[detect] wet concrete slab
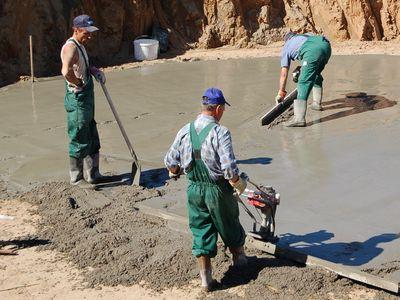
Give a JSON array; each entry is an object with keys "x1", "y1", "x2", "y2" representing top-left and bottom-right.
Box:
[{"x1": 0, "y1": 55, "x2": 399, "y2": 270}]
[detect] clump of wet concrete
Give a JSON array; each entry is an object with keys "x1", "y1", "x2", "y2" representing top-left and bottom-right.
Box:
[
  {"x1": 267, "y1": 105, "x2": 294, "y2": 129},
  {"x1": 363, "y1": 260, "x2": 400, "y2": 277},
  {"x1": 0, "y1": 179, "x2": 19, "y2": 200},
  {"x1": 267, "y1": 93, "x2": 397, "y2": 129},
  {"x1": 20, "y1": 182, "x2": 197, "y2": 290},
  {"x1": 17, "y1": 182, "x2": 399, "y2": 298}
]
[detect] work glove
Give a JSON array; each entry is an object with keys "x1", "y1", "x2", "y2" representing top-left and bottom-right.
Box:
[
  {"x1": 230, "y1": 176, "x2": 247, "y2": 195},
  {"x1": 91, "y1": 67, "x2": 106, "y2": 84},
  {"x1": 68, "y1": 79, "x2": 84, "y2": 94},
  {"x1": 169, "y1": 170, "x2": 181, "y2": 181},
  {"x1": 292, "y1": 66, "x2": 301, "y2": 83},
  {"x1": 275, "y1": 90, "x2": 287, "y2": 104}
]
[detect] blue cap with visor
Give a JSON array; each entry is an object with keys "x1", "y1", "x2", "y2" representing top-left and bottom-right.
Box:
[
  {"x1": 202, "y1": 88, "x2": 231, "y2": 106},
  {"x1": 73, "y1": 15, "x2": 99, "y2": 32}
]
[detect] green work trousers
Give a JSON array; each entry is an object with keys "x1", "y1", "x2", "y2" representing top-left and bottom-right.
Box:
[
  {"x1": 297, "y1": 36, "x2": 332, "y2": 101},
  {"x1": 64, "y1": 76, "x2": 100, "y2": 159},
  {"x1": 186, "y1": 122, "x2": 245, "y2": 258}
]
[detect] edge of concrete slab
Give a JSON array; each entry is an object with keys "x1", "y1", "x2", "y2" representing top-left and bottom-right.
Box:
[
  {"x1": 137, "y1": 202, "x2": 189, "y2": 234},
  {"x1": 137, "y1": 199, "x2": 399, "y2": 295},
  {"x1": 247, "y1": 237, "x2": 400, "y2": 294}
]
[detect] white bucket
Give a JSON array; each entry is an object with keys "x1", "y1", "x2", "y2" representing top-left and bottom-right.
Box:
[{"x1": 133, "y1": 38, "x2": 159, "y2": 61}]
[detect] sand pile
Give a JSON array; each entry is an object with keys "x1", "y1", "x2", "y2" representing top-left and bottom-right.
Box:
[{"x1": 17, "y1": 182, "x2": 398, "y2": 298}]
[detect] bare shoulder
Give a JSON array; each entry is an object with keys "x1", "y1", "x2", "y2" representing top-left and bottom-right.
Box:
[{"x1": 61, "y1": 42, "x2": 78, "y2": 63}]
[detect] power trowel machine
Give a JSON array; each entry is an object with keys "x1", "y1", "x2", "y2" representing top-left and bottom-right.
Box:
[{"x1": 236, "y1": 173, "x2": 281, "y2": 243}]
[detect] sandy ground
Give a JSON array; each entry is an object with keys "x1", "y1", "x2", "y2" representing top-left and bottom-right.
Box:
[{"x1": 1, "y1": 181, "x2": 398, "y2": 299}]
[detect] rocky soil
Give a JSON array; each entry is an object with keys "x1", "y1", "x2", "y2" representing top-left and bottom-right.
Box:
[{"x1": 1, "y1": 0, "x2": 399, "y2": 86}]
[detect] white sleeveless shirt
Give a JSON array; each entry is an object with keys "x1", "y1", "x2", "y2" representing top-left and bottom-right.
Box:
[{"x1": 61, "y1": 38, "x2": 90, "y2": 90}]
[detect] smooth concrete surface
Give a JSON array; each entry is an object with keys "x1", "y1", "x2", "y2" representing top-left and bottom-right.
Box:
[{"x1": 0, "y1": 55, "x2": 399, "y2": 271}]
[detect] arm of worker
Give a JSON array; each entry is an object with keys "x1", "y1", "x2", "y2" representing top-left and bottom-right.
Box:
[
  {"x1": 90, "y1": 66, "x2": 106, "y2": 84},
  {"x1": 61, "y1": 43, "x2": 82, "y2": 88},
  {"x1": 164, "y1": 128, "x2": 186, "y2": 180},
  {"x1": 216, "y1": 127, "x2": 246, "y2": 195},
  {"x1": 275, "y1": 67, "x2": 289, "y2": 103}
]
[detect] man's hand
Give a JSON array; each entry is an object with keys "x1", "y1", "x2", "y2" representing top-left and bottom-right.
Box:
[
  {"x1": 230, "y1": 176, "x2": 247, "y2": 195},
  {"x1": 275, "y1": 90, "x2": 287, "y2": 104},
  {"x1": 292, "y1": 66, "x2": 301, "y2": 83},
  {"x1": 168, "y1": 166, "x2": 181, "y2": 181},
  {"x1": 169, "y1": 170, "x2": 180, "y2": 180},
  {"x1": 90, "y1": 67, "x2": 106, "y2": 84}
]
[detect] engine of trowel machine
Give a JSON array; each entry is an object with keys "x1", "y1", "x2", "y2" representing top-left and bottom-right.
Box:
[{"x1": 242, "y1": 185, "x2": 280, "y2": 242}]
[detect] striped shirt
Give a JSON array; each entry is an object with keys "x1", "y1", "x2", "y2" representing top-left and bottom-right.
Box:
[{"x1": 164, "y1": 114, "x2": 239, "y2": 181}]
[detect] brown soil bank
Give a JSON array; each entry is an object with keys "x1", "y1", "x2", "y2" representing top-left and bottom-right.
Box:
[
  {"x1": 1, "y1": 0, "x2": 399, "y2": 86},
  {"x1": 15, "y1": 182, "x2": 399, "y2": 299}
]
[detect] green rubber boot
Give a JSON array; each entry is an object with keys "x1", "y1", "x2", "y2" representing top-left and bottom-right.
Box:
[
  {"x1": 285, "y1": 100, "x2": 307, "y2": 127},
  {"x1": 311, "y1": 86, "x2": 323, "y2": 111}
]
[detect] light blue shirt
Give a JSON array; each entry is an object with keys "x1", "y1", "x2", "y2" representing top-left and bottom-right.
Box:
[
  {"x1": 280, "y1": 35, "x2": 309, "y2": 68},
  {"x1": 164, "y1": 114, "x2": 239, "y2": 181}
]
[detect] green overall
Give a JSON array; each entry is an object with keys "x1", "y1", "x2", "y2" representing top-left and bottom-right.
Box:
[
  {"x1": 297, "y1": 35, "x2": 332, "y2": 101},
  {"x1": 187, "y1": 122, "x2": 245, "y2": 258},
  {"x1": 64, "y1": 39, "x2": 100, "y2": 159}
]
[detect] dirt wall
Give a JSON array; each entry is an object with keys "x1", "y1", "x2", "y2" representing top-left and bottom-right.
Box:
[{"x1": 0, "y1": 0, "x2": 399, "y2": 86}]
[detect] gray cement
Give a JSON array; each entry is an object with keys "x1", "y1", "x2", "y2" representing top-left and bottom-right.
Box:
[{"x1": 1, "y1": 55, "x2": 399, "y2": 275}]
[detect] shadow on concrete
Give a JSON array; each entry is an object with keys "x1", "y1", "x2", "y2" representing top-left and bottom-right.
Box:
[
  {"x1": 140, "y1": 168, "x2": 169, "y2": 189},
  {"x1": 217, "y1": 255, "x2": 297, "y2": 290},
  {"x1": 307, "y1": 92, "x2": 397, "y2": 127},
  {"x1": 278, "y1": 230, "x2": 400, "y2": 266},
  {"x1": 237, "y1": 157, "x2": 273, "y2": 165},
  {"x1": 0, "y1": 237, "x2": 50, "y2": 249},
  {"x1": 95, "y1": 168, "x2": 169, "y2": 189},
  {"x1": 93, "y1": 173, "x2": 133, "y2": 190}
]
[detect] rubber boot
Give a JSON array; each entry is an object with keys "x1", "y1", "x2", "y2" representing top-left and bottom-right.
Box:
[
  {"x1": 311, "y1": 86, "x2": 323, "y2": 111},
  {"x1": 83, "y1": 153, "x2": 104, "y2": 184},
  {"x1": 198, "y1": 256, "x2": 216, "y2": 292},
  {"x1": 69, "y1": 157, "x2": 84, "y2": 185},
  {"x1": 284, "y1": 99, "x2": 307, "y2": 127},
  {"x1": 229, "y1": 246, "x2": 248, "y2": 267}
]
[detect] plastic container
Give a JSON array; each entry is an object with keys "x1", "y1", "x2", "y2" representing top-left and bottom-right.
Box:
[{"x1": 133, "y1": 38, "x2": 159, "y2": 61}]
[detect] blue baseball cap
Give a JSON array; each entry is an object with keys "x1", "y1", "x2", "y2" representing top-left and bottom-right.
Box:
[
  {"x1": 73, "y1": 15, "x2": 99, "y2": 32},
  {"x1": 202, "y1": 88, "x2": 231, "y2": 106}
]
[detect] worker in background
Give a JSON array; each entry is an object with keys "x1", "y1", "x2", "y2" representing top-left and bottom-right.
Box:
[
  {"x1": 60, "y1": 14, "x2": 106, "y2": 187},
  {"x1": 275, "y1": 32, "x2": 331, "y2": 127},
  {"x1": 164, "y1": 88, "x2": 247, "y2": 292}
]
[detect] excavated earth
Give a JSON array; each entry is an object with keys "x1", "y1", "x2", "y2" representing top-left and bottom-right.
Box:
[{"x1": 8, "y1": 181, "x2": 397, "y2": 299}]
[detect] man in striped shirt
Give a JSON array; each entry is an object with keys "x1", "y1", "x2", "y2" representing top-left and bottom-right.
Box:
[{"x1": 165, "y1": 88, "x2": 248, "y2": 292}]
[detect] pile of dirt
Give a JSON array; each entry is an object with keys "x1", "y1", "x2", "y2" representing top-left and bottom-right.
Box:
[
  {"x1": 20, "y1": 182, "x2": 196, "y2": 290},
  {"x1": 16, "y1": 181, "x2": 398, "y2": 298}
]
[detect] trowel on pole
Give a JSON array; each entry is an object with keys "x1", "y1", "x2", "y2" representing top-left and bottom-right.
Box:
[{"x1": 100, "y1": 82, "x2": 141, "y2": 185}]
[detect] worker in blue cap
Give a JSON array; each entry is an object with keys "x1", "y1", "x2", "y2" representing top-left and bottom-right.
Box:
[
  {"x1": 60, "y1": 15, "x2": 106, "y2": 187},
  {"x1": 164, "y1": 87, "x2": 247, "y2": 292}
]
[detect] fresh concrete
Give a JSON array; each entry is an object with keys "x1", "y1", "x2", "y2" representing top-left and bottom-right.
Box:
[{"x1": 0, "y1": 55, "x2": 399, "y2": 272}]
